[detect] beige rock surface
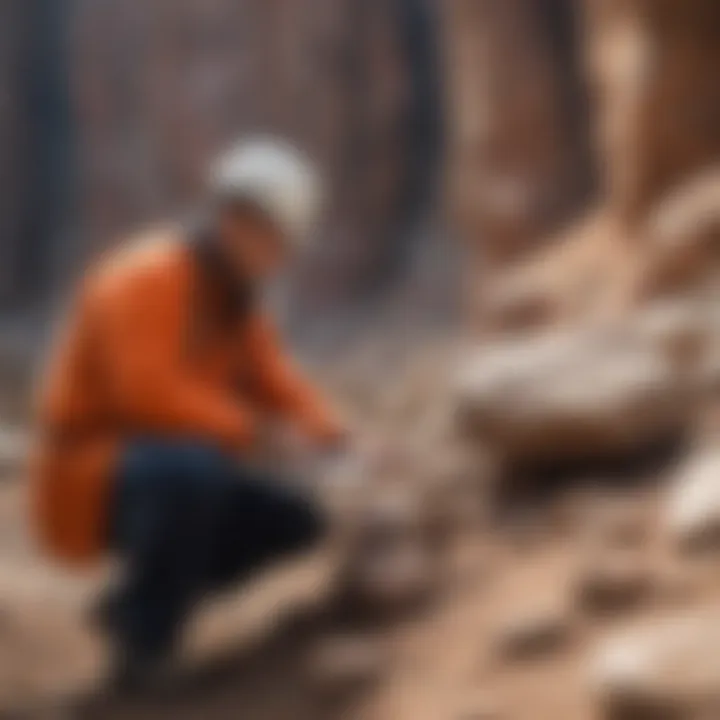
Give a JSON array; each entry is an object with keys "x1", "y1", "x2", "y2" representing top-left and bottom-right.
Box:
[
  {"x1": 667, "y1": 448, "x2": 720, "y2": 552},
  {"x1": 455, "y1": 301, "x2": 719, "y2": 464},
  {"x1": 592, "y1": 613, "x2": 720, "y2": 719}
]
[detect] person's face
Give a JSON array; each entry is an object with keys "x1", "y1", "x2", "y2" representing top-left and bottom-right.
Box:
[{"x1": 216, "y1": 202, "x2": 288, "y2": 281}]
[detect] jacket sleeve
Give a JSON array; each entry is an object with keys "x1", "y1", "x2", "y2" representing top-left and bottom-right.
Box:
[
  {"x1": 102, "y1": 268, "x2": 254, "y2": 447},
  {"x1": 244, "y1": 314, "x2": 345, "y2": 445}
]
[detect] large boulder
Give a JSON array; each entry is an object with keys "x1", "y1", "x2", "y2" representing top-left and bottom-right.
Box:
[{"x1": 455, "y1": 302, "x2": 719, "y2": 464}]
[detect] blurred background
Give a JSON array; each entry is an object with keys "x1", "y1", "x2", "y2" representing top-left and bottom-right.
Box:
[
  {"x1": 1, "y1": 0, "x2": 720, "y2": 718},
  {"x1": 0, "y1": 0, "x2": 446, "y2": 335}
]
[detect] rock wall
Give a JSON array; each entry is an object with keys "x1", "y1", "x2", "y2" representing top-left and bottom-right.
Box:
[
  {"x1": 448, "y1": 0, "x2": 720, "y2": 331},
  {"x1": 454, "y1": 0, "x2": 720, "y2": 470},
  {"x1": 443, "y1": 0, "x2": 594, "y2": 281},
  {"x1": 585, "y1": 0, "x2": 720, "y2": 224}
]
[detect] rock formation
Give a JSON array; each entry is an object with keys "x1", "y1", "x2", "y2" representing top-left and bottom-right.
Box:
[
  {"x1": 454, "y1": 0, "x2": 720, "y2": 468},
  {"x1": 447, "y1": 0, "x2": 720, "y2": 331},
  {"x1": 442, "y1": 0, "x2": 594, "y2": 320}
]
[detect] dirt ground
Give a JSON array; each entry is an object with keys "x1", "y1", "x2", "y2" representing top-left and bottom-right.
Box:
[{"x1": 1, "y1": 457, "x2": 718, "y2": 720}]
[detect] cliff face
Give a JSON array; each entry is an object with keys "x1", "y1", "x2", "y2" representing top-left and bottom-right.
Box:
[
  {"x1": 586, "y1": 0, "x2": 720, "y2": 223},
  {"x1": 443, "y1": 0, "x2": 594, "y2": 275},
  {"x1": 446, "y1": 0, "x2": 720, "y2": 330}
]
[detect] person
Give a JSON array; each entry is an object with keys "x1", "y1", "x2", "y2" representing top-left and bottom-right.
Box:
[{"x1": 31, "y1": 138, "x2": 347, "y2": 688}]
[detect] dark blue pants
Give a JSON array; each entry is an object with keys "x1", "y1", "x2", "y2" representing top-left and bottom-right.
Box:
[{"x1": 110, "y1": 440, "x2": 325, "y2": 660}]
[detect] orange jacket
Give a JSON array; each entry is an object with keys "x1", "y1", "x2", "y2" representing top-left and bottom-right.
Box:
[{"x1": 32, "y1": 228, "x2": 342, "y2": 566}]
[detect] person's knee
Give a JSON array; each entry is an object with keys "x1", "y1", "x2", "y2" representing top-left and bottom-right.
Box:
[
  {"x1": 122, "y1": 440, "x2": 216, "y2": 478},
  {"x1": 119, "y1": 440, "x2": 232, "y2": 525},
  {"x1": 169, "y1": 443, "x2": 228, "y2": 480}
]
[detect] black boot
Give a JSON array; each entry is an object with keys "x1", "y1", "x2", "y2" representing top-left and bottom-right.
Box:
[{"x1": 91, "y1": 589, "x2": 178, "y2": 695}]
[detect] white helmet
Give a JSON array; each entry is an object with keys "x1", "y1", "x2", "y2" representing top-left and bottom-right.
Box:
[{"x1": 209, "y1": 136, "x2": 324, "y2": 250}]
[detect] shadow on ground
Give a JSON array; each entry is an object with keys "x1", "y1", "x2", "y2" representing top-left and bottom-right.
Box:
[{"x1": 47, "y1": 602, "x2": 380, "y2": 720}]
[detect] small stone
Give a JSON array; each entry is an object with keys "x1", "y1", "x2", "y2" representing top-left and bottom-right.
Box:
[
  {"x1": 335, "y1": 486, "x2": 443, "y2": 617},
  {"x1": 307, "y1": 635, "x2": 384, "y2": 696},
  {"x1": 494, "y1": 602, "x2": 572, "y2": 660},
  {"x1": 575, "y1": 552, "x2": 653, "y2": 616}
]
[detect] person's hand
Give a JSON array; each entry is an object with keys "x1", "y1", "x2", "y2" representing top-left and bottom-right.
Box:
[
  {"x1": 320, "y1": 429, "x2": 406, "y2": 491},
  {"x1": 316, "y1": 427, "x2": 375, "y2": 490},
  {"x1": 273, "y1": 423, "x2": 318, "y2": 462}
]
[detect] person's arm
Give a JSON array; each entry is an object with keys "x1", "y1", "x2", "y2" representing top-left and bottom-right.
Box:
[
  {"x1": 102, "y1": 268, "x2": 255, "y2": 448},
  {"x1": 244, "y1": 314, "x2": 345, "y2": 446}
]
